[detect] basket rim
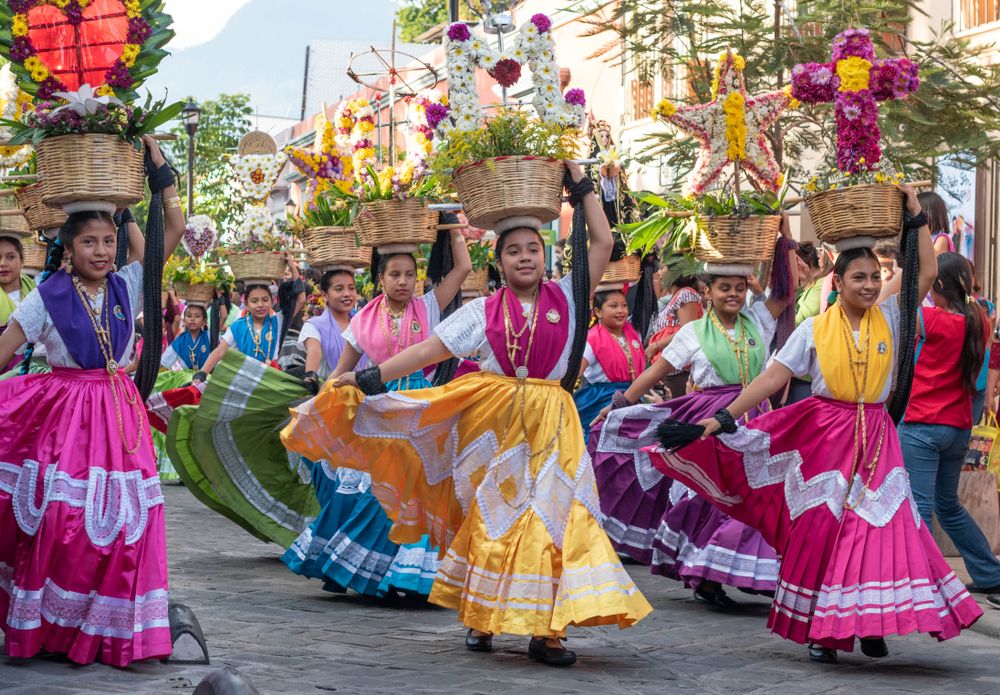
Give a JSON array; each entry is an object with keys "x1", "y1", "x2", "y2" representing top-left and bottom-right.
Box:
[
  {"x1": 454, "y1": 155, "x2": 562, "y2": 177},
  {"x1": 805, "y1": 182, "x2": 903, "y2": 201}
]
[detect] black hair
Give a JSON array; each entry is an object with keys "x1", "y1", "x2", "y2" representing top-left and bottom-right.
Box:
[
  {"x1": 58, "y1": 210, "x2": 116, "y2": 250},
  {"x1": 934, "y1": 252, "x2": 986, "y2": 395},
  {"x1": 233, "y1": 279, "x2": 246, "y2": 298},
  {"x1": 917, "y1": 191, "x2": 950, "y2": 237},
  {"x1": 593, "y1": 288, "x2": 626, "y2": 311},
  {"x1": 706, "y1": 274, "x2": 747, "y2": 289},
  {"x1": 554, "y1": 238, "x2": 566, "y2": 249},
  {"x1": 377, "y1": 253, "x2": 417, "y2": 276},
  {"x1": 370, "y1": 251, "x2": 417, "y2": 297},
  {"x1": 320, "y1": 268, "x2": 355, "y2": 293},
  {"x1": 833, "y1": 246, "x2": 879, "y2": 283},
  {"x1": 244, "y1": 283, "x2": 272, "y2": 302},
  {"x1": 0, "y1": 235, "x2": 24, "y2": 261},
  {"x1": 184, "y1": 304, "x2": 207, "y2": 321},
  {"x1": 494, "y1": 227, "x2": 545, "y2": 279},
  {"x1": 671, "y1": 274, "x2": 700, "y2": 291},
  {"x1": 873, "y1": 238, "x2": 899, "y2": 261},
  {"x1": 796, "y1": 240, "x2": 820, "y2": 270}
]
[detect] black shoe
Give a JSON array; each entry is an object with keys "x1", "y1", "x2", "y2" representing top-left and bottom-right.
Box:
[
  {"x1": 528, "y1": 637, "x2": 577, "y2": 666},
  {"x1": 965, "y1": 581, "x2": 1000, "y2": 594},
  {"x1": 465, "y1": 629, "x2": 492, "y2": 652},
  {"x1": 860, "y1": 637, "x2": 888, "y2": 658},
  {"x1": 693, "y1": 585, "x2": 737, "y2": 608},
  {"x1": 986, "y1": 594, "x2": 1000, "y2": 610},
  {"x1": 808, "y1": 644, "x2": 838, "y2": 664}
]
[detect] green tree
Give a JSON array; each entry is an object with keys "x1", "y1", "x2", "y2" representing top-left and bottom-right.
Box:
[
  {"x1": 569, "y1": 0, "x2": 1000, "y2": 193},
  {"x1": 396, "y1": 0, "x2": 448, "y2": 43}
]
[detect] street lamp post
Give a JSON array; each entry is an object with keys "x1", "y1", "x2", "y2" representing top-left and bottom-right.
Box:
[{"x1": 180, "y1": 99, "x2": 202, "y2": 218}]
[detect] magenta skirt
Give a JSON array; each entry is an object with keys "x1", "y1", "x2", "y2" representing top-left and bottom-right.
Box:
[
  {"x1": 647, "y1": 396, "x2": 983, "y2": 649},
  {"x1": 0, "y1": 368, "x2": 171, "y2": 666}
]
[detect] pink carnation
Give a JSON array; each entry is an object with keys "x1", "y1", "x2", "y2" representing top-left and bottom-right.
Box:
[
  {"x1": 565, "y1": 88, "x2": 586, "y2": 107},
  {"x1": 531, "y1": 14, "x2": 552, "y2": 34},
  {"x1": 447, "y1": 23, "x2": 471, "y2": 42}
]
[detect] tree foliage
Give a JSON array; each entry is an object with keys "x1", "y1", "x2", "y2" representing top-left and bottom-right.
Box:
[
  {"x1": 396, "y1": 0, "x2": 449, "y2": 43},
  {"x1": 567, "y1": 0, "x2": 1000, "y2": 194}
]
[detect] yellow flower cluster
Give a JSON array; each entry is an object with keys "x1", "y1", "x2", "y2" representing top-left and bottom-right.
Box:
[
  {"x1": 711, "y1": 52, "x2": 745, "y2": 101},
  {"x1": 125, "y1": 0, "x2": 140, "y2": 17},
  {"x1": 650, "y1": 99, "x2": 676, "y2": 120},
  {"x1": 412, "y1": 130, "x2": 432, "y2": 157},
  {"x1": 874, "y1": 171, "x2": 905, "y2": 184},
  {"x1": 12, "y1": 14, "x2": 27, "y2": 37},
  {"x1": 398, "y1": 158, "x2": 417, "y2": 186},
  {"x1": 122, "y1": 44, "x2": 140, "y2": 68},
  {"x1": 353, "y1": 148, "x2": 375, "y2": 177},
  {"x1": 723, "y1": 92, "x2": 746, "y2": 161},
  {"x1": 377, "y1": 166, "x2": 395, "y2": 192},
  {"x1": 15, "y1": 90, "x2": 31, "y2": 113},
  {"x1": 23, "y1": 57, "x2": 48, "y2": 84},
  {"x1": 836, "y1": 56, "x2": 871, "y2": 93},
  {"x1": 314, "y1": 111, "x2": 335, "y2": 155},
  {"x1": 783, "y1": 85, "x2": 800, "y2": 109}
]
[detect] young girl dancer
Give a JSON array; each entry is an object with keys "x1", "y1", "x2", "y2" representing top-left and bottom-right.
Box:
[
  {"x1": 0, "y1": 235, "x2": 33, "y2": 374},
  {"x1": 649, "y1": 185, "x2": 981, "y2": 662},
  {"x1": 282, "y1": 163, "x2": 651, "y2": 666},
  {"x1": 0, "y1": 136, "x2": 185, "y2": 665},
  {"x1": 161, "y1": 303, "x2": 210, "y2": 371},
  {"x1": 590, "y1": 214, "x2": 795, "y2": 606},
  {"x1": 300, "y1": 269, "x2": 363, "y2": 384}
]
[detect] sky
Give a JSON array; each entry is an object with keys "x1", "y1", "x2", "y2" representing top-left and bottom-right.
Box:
[{"x1": 166, "y1": 0, "x2": 254, "y2": 50}]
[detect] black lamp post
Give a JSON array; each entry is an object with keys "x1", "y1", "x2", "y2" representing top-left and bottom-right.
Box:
[
  {"x1": 180, "y1": 99, "x2": 201, "y2": 217},
  {"x1": 284, "y1": 196, "x2": 297, "y2": 220}
]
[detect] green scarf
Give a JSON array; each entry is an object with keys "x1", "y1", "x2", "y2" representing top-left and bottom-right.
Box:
[
  {"x1": 0, "y1": 274, "x2": 36, "y2": 325},
  {"x1": 692, "y1": 309, "x2": 766, "y2": 386}
]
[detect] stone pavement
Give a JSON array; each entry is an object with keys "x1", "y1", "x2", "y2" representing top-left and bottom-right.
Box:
[{"x1": 7, "y1": 484, "x2": 1000, "y2": 695}]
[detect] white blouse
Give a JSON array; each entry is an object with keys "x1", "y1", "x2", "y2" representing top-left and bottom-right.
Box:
[
  {"x1": 6, "y1": 289, "x2": 20, "y2": 307},
  {"x1": 660, "y1": 301, "x2": 776, "y2": 389},
  {"x1": 11, "y1": 262, "x2": 144, "y2": 369},
  {"x1": 343, "y1": 289, "x2": 441, "y2": 364},
  {"x1": 775, "y1": 294, "x2": 901, "y2": 403},
  {"x1": 298, "y1": 320, "x2": 334, "y2": 380},
  {"x1": 435, "y1": 274, "x2": 576, "y2": 381}
]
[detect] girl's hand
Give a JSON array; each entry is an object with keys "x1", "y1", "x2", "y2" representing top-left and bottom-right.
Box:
[
  {"x1": 747, "y1": 274, "x2": 764, "y2": 297},
  {"x1": 778, "y1": 210, "x2": 792, "y2": 238},
  {"x1": 564, "y1": 160, "x2": 584, "y2": 184},
  {"x1": 897, "y1": 183, "x2": 922, "y2": 216},
  {"x1": 644, "y1": 389, "x2": 663, "y2": 404},
  {"x1": 284, "y1": 251, "x2": 298, "y2": 266},
  {"x1": 141, "y1": 135, "x2": 166, "y2": 168},
  {"x1": 591, "y1": 404, "x2": 613, "y2": 426},
  {"x1": 645, "y1": 341, "x2": 661, "y2": 361},
  {"x1": 696, "y1": 417, "x2": 721, "y2": 440},
  {"x1": 331, "y1": 372, "x2": 357, "y2": 388}
]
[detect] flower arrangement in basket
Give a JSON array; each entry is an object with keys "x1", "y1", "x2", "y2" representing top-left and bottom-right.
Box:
[
  {"x1": 20, "y1": 233, "x2": 48, "y2": 275},
  {"x1": 286, "y1": 107, "x2": 353, "y2": 209},
  {"x1": 791, "y1": 27, "x2": 921, "y2": 250},
  {"x1": 287, "y1": 191, "x2": 371, "y2": 271},
  {"x1": 461, "y1": 223, "x2": 493, "y2": 296},
  {"x1": 166, "y1": 259, "x2": 233, "y2": 307},
  {"x1": 0, "y1": 184, "x2": 29, "y2": 238}
]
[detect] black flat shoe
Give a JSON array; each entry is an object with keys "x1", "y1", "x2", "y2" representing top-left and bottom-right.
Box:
[
  {"x1": 693, "y1": 586, "x2": 737, "y2": 608},
  {"x1": 965, "y1": 581, "x2": 1000, "y2": 594},
  {"x1": 465, "y1": 629, "x2": 492, "y2": 652},
  {"x1": 528, "y1": 637, "x2": 577, "y2": 666},
  {"x1": 860, "y1": 637, "x2": 888, "y2": 658},
  {"x1": 808, "y1": 644, "x2": 838, "y2": 664}
]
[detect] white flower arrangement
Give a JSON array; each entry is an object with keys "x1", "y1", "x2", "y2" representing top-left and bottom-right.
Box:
[
  {"x1": 230, "y1": 151, "x2": 288, "y2": 202},
  {"x1": 235, "y1": 205, "x2": 275, "y2": 243},
  {"x1": 0, "y1": 64, "x2": 32, "y2": 170},
  {"x1": 442, "y1": 14, "x2": 586, "y2": 133},
  {"x1": 182, "y1": 214, "x2": 218, "y2": 258}
]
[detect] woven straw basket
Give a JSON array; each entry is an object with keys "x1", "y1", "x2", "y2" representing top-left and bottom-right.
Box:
[
  {"x1": 805, "y1": 184, "x2": 903, "y2": 245},
  {"x1": 177, "y1": 283, "x2": 215, "y2": 304},
  {"x1": 0, "y1": 195, "x2": 29, "y2": 238},
  {"x1": 453, "y1": 156, "x2": 565, "y2": 230},
  {"x1": 21, "y1": 239, "x2": 48, "y2": 272},
  {"x1": 226, "y1": 252, "x2": 287, "y2": 283},
  {"x1": 36, "y1": 134, "x2": 145, "y2": 209},
  {"x1": 302, "y1": 226, "x2": 371, "y2": 269},
  {"x1": 602, "y1": 255, "x2": 641, "y2": 284},
  {"x1": 693, "y1": 215, "x2": 781, "y2": 266},
  {"x1": 461, "y1": 267, "x2": 489, "y2": 295},
  {"x1": 15, "y1": 183, "x2": 66, "y2": 233},
  {"x1": 355, "y1": 198, "x2": 438, "y2": 248}
]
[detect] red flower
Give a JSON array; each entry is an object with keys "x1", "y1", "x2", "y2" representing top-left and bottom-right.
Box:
[{"x1": 490, "y1": 59, "x2": 522, "y2": 89}]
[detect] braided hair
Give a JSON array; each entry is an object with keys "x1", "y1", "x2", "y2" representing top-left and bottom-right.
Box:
[
  {"x1": 209, "y1": 288, "x2": 232, "y2": 349},
  {"x1": 887, "y1": 211, "x2": 923, "y2": 425},
  {"x1": 629, "y1": 252, "x2": 659, "y2": 338},
  {"x1": 428, "y1": 212, "x2": 461, "y2": 386},
  {"x1": 560, "y1": 173, "x2": 593, "y2": 393}
]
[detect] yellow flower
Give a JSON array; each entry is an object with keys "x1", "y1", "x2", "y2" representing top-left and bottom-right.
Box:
[
  {"x1": 95, "y1": 85, "x2": 115, "y2": 98},
  {"x1": 723, "y1": 92, "x2": 746, "y2": 161},
  {"x1": 122, "y1": 44, "x2": 140, "y2": 68},
  {"x1": 651, "y1": 99, "x2": 676, "y2": 119},
  {"x1": 23, "y1": 57, "x2": 41, "y2": 72},
  {"x1": 858, "y1": 157, "x2": 865, "y2": 165},
  {"x1": 12, "y1": 14, "x2": 28, "y2": 37},
  {"x1": 125, "y1": 0, "x2": 141, "y2": 17},
  {"x1": 806, "y1": 182, "x2": 816, "y2": 191},
  {"x1": 836, "y1": 56, "x2": 872, "y2": 93},
  {"x1": 783, "y1": 85, "x2": 800, "y2": 109}
]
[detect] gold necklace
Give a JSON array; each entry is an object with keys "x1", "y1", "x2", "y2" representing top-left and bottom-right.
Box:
[
  {"x1": 187, "y1": 330, "x2": 204, "y2": 368},
  {"x1": 604, "y1": 325, "x2": 636, "y2": 380},
  {"x1": 709, "y1": 309, "x2": 751, "y2": 388},
  {"x1": 70, "y1": 273, "x2": 144, "y2": 454},
  {"x1": 245, "y1": 314, "x2": 273, "y2": 361},
  {"x1": 501, "y1": 285, "x2": 540, "y2": 379},
  {"x1": 382, "y1": 297, "x2": 409, "y2": 337},
  {"x1": 379, "y1": 298, "x2": 414, "y2": 359}
]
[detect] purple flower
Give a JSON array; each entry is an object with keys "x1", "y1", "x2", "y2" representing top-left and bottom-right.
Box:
[
  {"x1": 447, "y1": 23, "x2": 471, "y2": 43},
  {"x1": 564, "y1": 88, "x2": 586, "y2": 107},
  {"x1": 832, "y1": 28, "x2": 875, "y2": 62},
  {"x1": 790, "y1": 62, "x2": 835, "y2": 104},
  {"x1": 37, "y1": 77, "x2": 65, "y2": 100},
  {"x1": 127, "y1": 17, "x2": 152, "y2": 44},
  {"x1": 812, "y1": 66, "x2": 833, "y2": 85},
  {"x1": 10, "y1": 37, "x2": 35, "y2": 62},
  {"x1": 8, "y1": 0, "x2": 35, "y2": 12},
  {"x1": 425, "y1": 102, "x2": 450, "y2": 130},
  {"x1": 65, "y1": 1, "x2": 84, "y2": 25},
  {"x1": 105, "y1": 60, "x2": 134, "y2": 89},
  {"x1": 531, "y1": 13, "x2": 552, "y2": 34}
]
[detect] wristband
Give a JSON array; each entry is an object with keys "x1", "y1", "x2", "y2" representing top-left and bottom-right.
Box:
[
  {"x1": 146, "y1": 161, "x2": 176, "y2": 195},
  {"x1": 611, "y1": 390, "x2": 632, "y2": 410},
  {"x1": 193, "y1": 371, "x2": 207, "y2": 383},
  {"x1": 714, "y1": 408, "x2": 738, "y2": 434},
  {"x1": 903, "y1": 210, "x2": 927, "y2": 231},
  {"x1": 563, "y1": 173, "x2": 595, "y2": 208},
  {"x1": 304, "y1": 370, "x2": 318, "y2": 381},
  {"x1": 356, "y1": 366, "x2": 388, "y2": 396}
]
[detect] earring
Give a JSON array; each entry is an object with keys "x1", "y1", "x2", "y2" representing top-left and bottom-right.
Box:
[
  {"x1": 835, "y1": 293, "x2": 842, "y2": 307},
  {"x1": 500, "y1": 273, "x2": 507, "y2": 288}
]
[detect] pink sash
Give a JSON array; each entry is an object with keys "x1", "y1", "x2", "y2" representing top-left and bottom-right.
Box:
[
  {"x1": 588, "y1": 323, "x2": 645, "y2": 382},
  {"x1": 349, "y1": 294, "x2": 429, "y2": 364},
  {"x1": 485, "y1": 282, "x2": 568, "y2": 379}
]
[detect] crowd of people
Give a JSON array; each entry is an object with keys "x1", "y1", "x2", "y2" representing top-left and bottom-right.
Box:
[{"x1": 0, "y1": 154, "x2": 996, "y2": 673}]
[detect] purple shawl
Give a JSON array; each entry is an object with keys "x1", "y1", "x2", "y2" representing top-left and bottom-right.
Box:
[
  {"x1": 307, "y1": 309, "x2": 366, "y2": 371},
  {"x1": 485, "y1": 282, "x2": 568, "y2": 380},
  {"x1": 38, "y1": 268, "x2": 131, "y2": 370}
]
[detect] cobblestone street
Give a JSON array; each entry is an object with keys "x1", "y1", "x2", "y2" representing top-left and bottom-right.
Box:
[{"x1": 7, "y1": 483, "x2": 1000, "y2": 695}]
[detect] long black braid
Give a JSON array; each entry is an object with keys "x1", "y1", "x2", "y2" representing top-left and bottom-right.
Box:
[
  {"x1": 18, "y1": 236, "x2": 64, "y2": 375},
  {"x1": 276, "y1": 277, "x2": 304, "y2": 348},
  {"x1": 630, "y1": 252, "x2": 658, "y2": 339},
  {"x1": 560, "y1": 173, "x2": 594, "y2": 393},
  {"x1": 429, "y1": 211, "x2": 461, "y2": 386},
  {"x1": 113, "y1": 208, "x2": 134, "y2": 270},
  {"x1": 209, "y1": 288, "x2": 232, "y2": 349},
  {"x1": 887, "y1": 209, "x2": 924, "y2": 425}
]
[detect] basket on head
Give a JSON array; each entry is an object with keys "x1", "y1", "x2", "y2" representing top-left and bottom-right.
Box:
[
  {"x1": 355, "y1": 198, "x2": 438, "y2": 250},
  {"x1": 805, "y1": 184, "x2": 903, "y2": 251},
  {"x1": 36, "y1": 134, "x2": 146, "y2": 210},
  {"x1": 461, "y1": 267, "x2": 489, "y2": 295},
  {"x1": 15, "y1": 183, "x2": 67, "y2": 234},
  {"x1": 453, "y1": 157, "x2": 565, "y2": 230},
  {"x1": 302, "y1": 226, "x2": 372, "y2": 269},
  {"x1": 21, "y1": 237, "x2": 48, "y2": 276},
  {"x1": 693, "y1": 215, "x2": 781, "y2": 275},
  {"x1": 0, "y1": 194, "x2": 29, "y2": 239},
  {"x1": 177, "y1": 283, "x2": 216, "y2": 305},
  {"x1": 601, "y1": 255, "x2": 641, "y2": 284},
  {"x1": 226, "y1": 252, "x2": 287, "y2": 284}
]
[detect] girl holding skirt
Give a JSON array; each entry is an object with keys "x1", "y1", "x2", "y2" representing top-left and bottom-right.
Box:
[
  {"x1": 590, "y1": 214, "x2": 796, "y2": 606},
  {"x1": 649, "y1": 185, "x2": 982, "y2": 662},
  {"x1": 0, "y1": 137, "x2": 185, "y2": 665},
  {"x1": 0, "y1": 235, "x2": 35, "y2": 375},
  {"x1": 281, "y1": 163, "x2": 652, "y2": 666}
]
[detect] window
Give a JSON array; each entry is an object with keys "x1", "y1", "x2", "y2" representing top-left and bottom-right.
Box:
[{"x1": 960, "y1": 0, "x2": 1000, "y2": 30}]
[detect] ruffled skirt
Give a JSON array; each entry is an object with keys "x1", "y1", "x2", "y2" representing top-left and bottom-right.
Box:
[
  {"x1": 647, "y1": 396, "x2": 983, "y2": 649},
  {"x1": 573, "y1": 381, "x2": 630, "y2": 432},
  {"x1": 282, "y1": 371, "x2": 652, "y2": 637}
]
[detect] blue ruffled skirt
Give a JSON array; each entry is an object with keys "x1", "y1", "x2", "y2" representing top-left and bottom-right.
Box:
[
  {"x1": 281, "y1": 370, "x2": 440, "y2": 596},
  {"x1": 573, "y1": 381, "x2": 631, "y2": 433}
]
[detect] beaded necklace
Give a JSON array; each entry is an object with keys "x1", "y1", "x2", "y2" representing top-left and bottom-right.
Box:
[
  {"x1": 708, "y1": 309, "x2": 752, "y2": 388},
  {"x1": 245, "y1": 313, "x2": 274, "y2": 361}
]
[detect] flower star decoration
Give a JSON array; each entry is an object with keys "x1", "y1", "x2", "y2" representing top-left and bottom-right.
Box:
[
  {"x1": 791, "y1": 27, "x2": 919, "y2": 174},
  {"x1": 651, "y1": 49, "x2": 792, "y2": 197},
  {"x1": 49, "y1": 83, "x2": 123, "y2": 116}
]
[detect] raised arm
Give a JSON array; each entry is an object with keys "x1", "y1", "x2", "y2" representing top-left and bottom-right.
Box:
[
  {"x1": 564, "y1": 161, "x2": 613, "y2": 295},
  {"x1": 334, "y1": 336, "x2": 454, "y2": 388},
  {"x1": 879, "y1": 185, "x2": 936, "y2": 303},
  {"x1": 140, "y1": 135, "x2": 186, "y2": 263},
  {"x1": 764, "y1": 212, "x2": 799, "y2": 320},
  {"x1": 431, "y1": 229, "x2": 473, "y2": 311}
]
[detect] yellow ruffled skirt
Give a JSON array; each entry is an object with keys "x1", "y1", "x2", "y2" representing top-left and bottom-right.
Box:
[{"x1": 281, "y1": 371, "x2": 652, "y2": 637}]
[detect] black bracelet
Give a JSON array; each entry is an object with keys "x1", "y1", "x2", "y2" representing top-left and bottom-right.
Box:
[
  {"x1": 193, "y1": 371, "x2": 207, "y2": 383},
  {"x1": 904, "y1": 210, "x2": 927, "y2": 231},
  {"x1": 563, "y1": 172, "x2": 595, "y2": 208},
  {"x1": 146, "y1": 161, "x2": 176, "y2": 195},
  {"x1": 714, "y1": 408, "x2": 738, "y2": 434},
  {"x1": 356, "y1": 366, "x2": 388, "y2": 396}
]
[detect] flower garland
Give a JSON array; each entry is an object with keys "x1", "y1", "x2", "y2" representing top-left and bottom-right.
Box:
[
  {"x1": 1, "y1": 0, "x2": 169, "y2": 100},
  {"x1": 334, "y1": 97, "x2": 377, "y2": 177},
  {"x1": 230, "y1": 152, "x2": 288, "y2": 202},
  {"x1": 182, "y1": 215, "x2": 218, "y2": 258},
  {"x1": 443, "y1": 13, "x2": 586, "y2": 132},
  {"x1": 235, "y1": 205, "x2": 276, "y2": 244},
  {"x1": 286, "y1": 110, "x2": 353, "y2": 209},
  {"x1": 406, "y1": 88, "x2": 449, "y2": 163},
  {"x1": 0, "y1": 64, "x2": 32, "y2": 169}
]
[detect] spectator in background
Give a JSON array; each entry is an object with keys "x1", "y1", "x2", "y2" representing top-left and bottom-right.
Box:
[
  {"x1": 645, "y1": 273, "x2": 703, "y2": 399},
  {"x1": 874, "y1": 238, "x2": 899, "y2": 284},
  {"x1": 970, "y1": 262, "x2": 996, "y2": 424},
  {"x1": 918, "y1": 191, "x2": 956, "y2": 256},
  {"x1": 794, "y1": 241, "x2": 827, "y2": 326}
]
